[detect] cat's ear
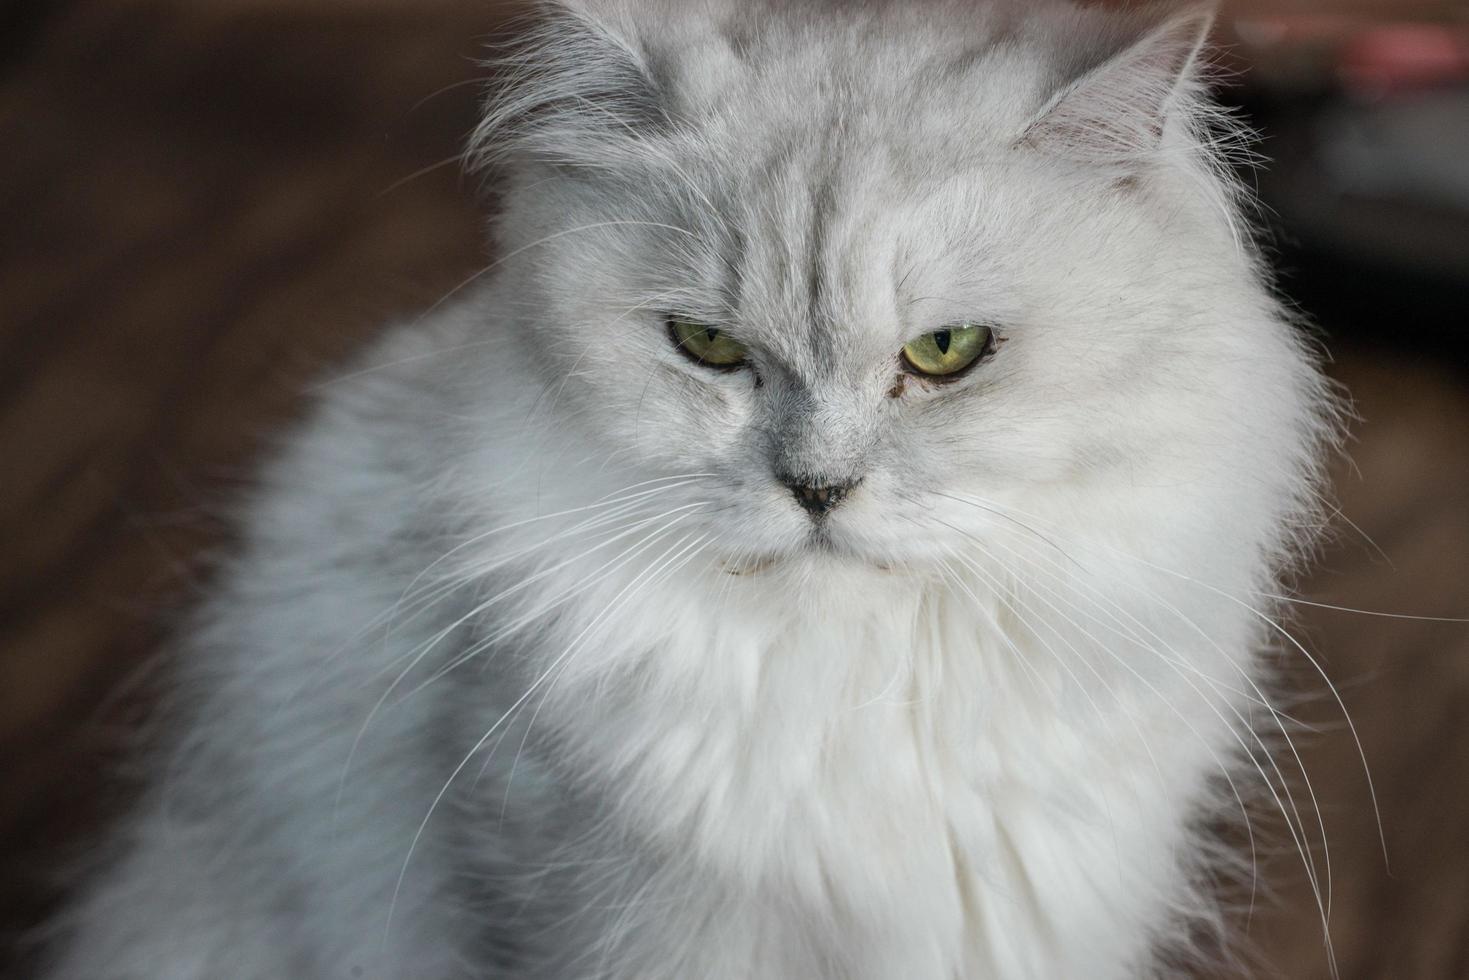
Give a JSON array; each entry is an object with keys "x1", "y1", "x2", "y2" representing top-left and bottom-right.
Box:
[
  {"x1": 470, "y1": 0, "x2": 666, "y2": 173},
  {"x1": 1018, "y1": 5, "x2": 1214, "y2": 164}
]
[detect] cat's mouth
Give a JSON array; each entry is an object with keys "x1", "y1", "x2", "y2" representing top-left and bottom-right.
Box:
[
  {"x1": 720, "y1": 554, "x2": 781, "y2": 576},
  {"x1": 719, "y1": 530, "x2": 895, "y2": 576}
]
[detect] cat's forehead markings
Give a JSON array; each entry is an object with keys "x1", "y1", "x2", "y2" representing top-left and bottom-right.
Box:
[{"x1": 803, "y1": 165, "x2": 841, "y2": 359}]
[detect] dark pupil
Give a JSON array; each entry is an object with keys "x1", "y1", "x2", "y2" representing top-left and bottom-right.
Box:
[
  {"x1": 933, "y1": 329, "x2": 951, "y2": 355},
  {"x1": 704, "y1": 326, "x2": 719, "y2": 344}
]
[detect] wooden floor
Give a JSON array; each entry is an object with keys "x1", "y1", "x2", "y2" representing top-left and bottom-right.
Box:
[{"x1": 2, "y1": 2, "x2": 1467, "y2": 976}]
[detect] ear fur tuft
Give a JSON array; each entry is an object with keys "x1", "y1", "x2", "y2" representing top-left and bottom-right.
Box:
[
  {"x1": 469, "y1": 0, "x2": 667, "y2": 175},
  {"x1": 1019, "y1": 5, "x2": 1215, "y2": 165}
]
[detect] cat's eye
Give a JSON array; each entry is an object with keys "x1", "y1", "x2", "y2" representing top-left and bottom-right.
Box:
[
  {"x1": 668, "y1": 316, "x2": 748, "y2": 370},
  {"x1": 901, "y1": 324, "x2": 995, "y2": 379}
]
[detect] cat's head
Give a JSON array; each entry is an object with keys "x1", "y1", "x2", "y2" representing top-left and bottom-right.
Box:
[{"x1": 469, "y1": 0, "x2": 1321, "y2": 581}]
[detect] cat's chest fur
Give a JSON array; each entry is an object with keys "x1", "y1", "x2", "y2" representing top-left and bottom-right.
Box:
[{"x1": 517, "y1": 563, "x2": 1203, "y2": 978}]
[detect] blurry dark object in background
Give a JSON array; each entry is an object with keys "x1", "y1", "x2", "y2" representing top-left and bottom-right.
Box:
[
  {"x1": 0, "y1": 1, "x2": 61, "y2": 72},
  {"x1": 1226, "y1": 12, "x2": 1469, "y2": 364}
]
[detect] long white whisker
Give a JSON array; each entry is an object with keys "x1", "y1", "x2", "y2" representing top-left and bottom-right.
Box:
[
  {"x1": 929, "y1": 548, "x2": 1163, "y2": 881},
  {"x1": 971, "y1": 525, "x2": 1319, "y2": 933},
  {"x1": 339, "y1": 504, "x2": 708, "y2": 806},
  {"x1": 408, "y1": 506, "x2": 707, "y2": 696},
  {"x1": 918, "y1": 497, "x2": 1324, "y2": 937},
  {"x1": 381, "y1": 530, "x2": 709, "y2": 944},
  {"x1": 938, "y1": 490, "x2": 1356, "y2": 968},
  {"x1": 498, "y1": 534, "x2": 712, "y2": 821}
]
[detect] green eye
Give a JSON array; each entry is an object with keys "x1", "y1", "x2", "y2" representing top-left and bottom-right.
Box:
[
  {"x1": 669, "y1": 316, "x2": 748, "y2": 369},
  {"x1": 901, "y1": 323, "x2": 994, "y2": 378}
]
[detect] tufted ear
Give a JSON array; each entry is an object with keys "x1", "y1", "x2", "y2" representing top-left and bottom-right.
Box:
[
  {"x1": 469, "y1": 0, "x2": 667, "y2": 173},
  {"x1": 1018, "y1": 5, "x2": 1214, "y2": 163}
]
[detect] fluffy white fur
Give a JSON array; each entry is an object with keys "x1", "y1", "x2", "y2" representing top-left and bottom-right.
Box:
[{"x1": 47, "y1": 1, "x2": 1338, "y2": 977}]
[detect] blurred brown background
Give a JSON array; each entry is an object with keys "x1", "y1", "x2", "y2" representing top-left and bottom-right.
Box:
[{"x1": 1, "y1": 0, "x2": 1467, "y2": 976}]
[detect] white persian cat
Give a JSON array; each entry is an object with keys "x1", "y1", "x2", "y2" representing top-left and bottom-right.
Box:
[{"x1": 47, "y1": 1, "x2": 1338, "y2": 977}]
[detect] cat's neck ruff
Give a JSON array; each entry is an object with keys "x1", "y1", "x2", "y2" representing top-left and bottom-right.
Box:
[{"x1": 513, "y1": 525, "x2": 1224, "y2": 978}]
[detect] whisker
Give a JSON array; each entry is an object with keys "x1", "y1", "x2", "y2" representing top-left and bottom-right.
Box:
[
  {"x1": 339, "y1": 503, "x2": 708, "y2": 804},
  {"x1": 294, "y1": 476, "x2": 712, "y2": 716},
  {"x1": 933, "y1": 490, "x2": 1369, "y2": 970},
  {"x1": 972, "y1": 525, "x2": 1320, "y2": 932},
  {"x1": 949, "y1": 489, "x2": 1386, "y2": 873},
  {"x1": 382, "y1": 529, "x2": 709, "y2": 944},
  {"x1": 498, "y1": 533, "x2": 712, "y2": 822},
  {"x1": 928, "y1": 547, "x2": 1169, "y2": 881},
  {"x1": 917, "y1": 498, "x2": 1331, "y2": 953}
]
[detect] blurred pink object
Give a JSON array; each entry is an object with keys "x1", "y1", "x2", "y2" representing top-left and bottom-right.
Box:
[
  {"x1": 1339, "y1": 24, "x2": 1469, "y2": 93},
  {"x1": 1233, "y1": 14, "x2": 1469, "y2": 95}
]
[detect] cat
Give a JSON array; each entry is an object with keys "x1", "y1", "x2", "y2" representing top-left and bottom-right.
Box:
[{"x1": 45, "y1": 1, "x2": 1339, "y2": 977}]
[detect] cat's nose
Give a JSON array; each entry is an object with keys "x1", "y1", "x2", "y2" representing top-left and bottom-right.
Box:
[{"x1": 778, "y1": 474, "x2": 859, "y2": 518}]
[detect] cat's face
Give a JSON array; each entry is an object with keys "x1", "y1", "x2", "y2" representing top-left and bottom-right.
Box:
[{"x1": 483, "y1": 1, "x2": 1281, "y2": 576}]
